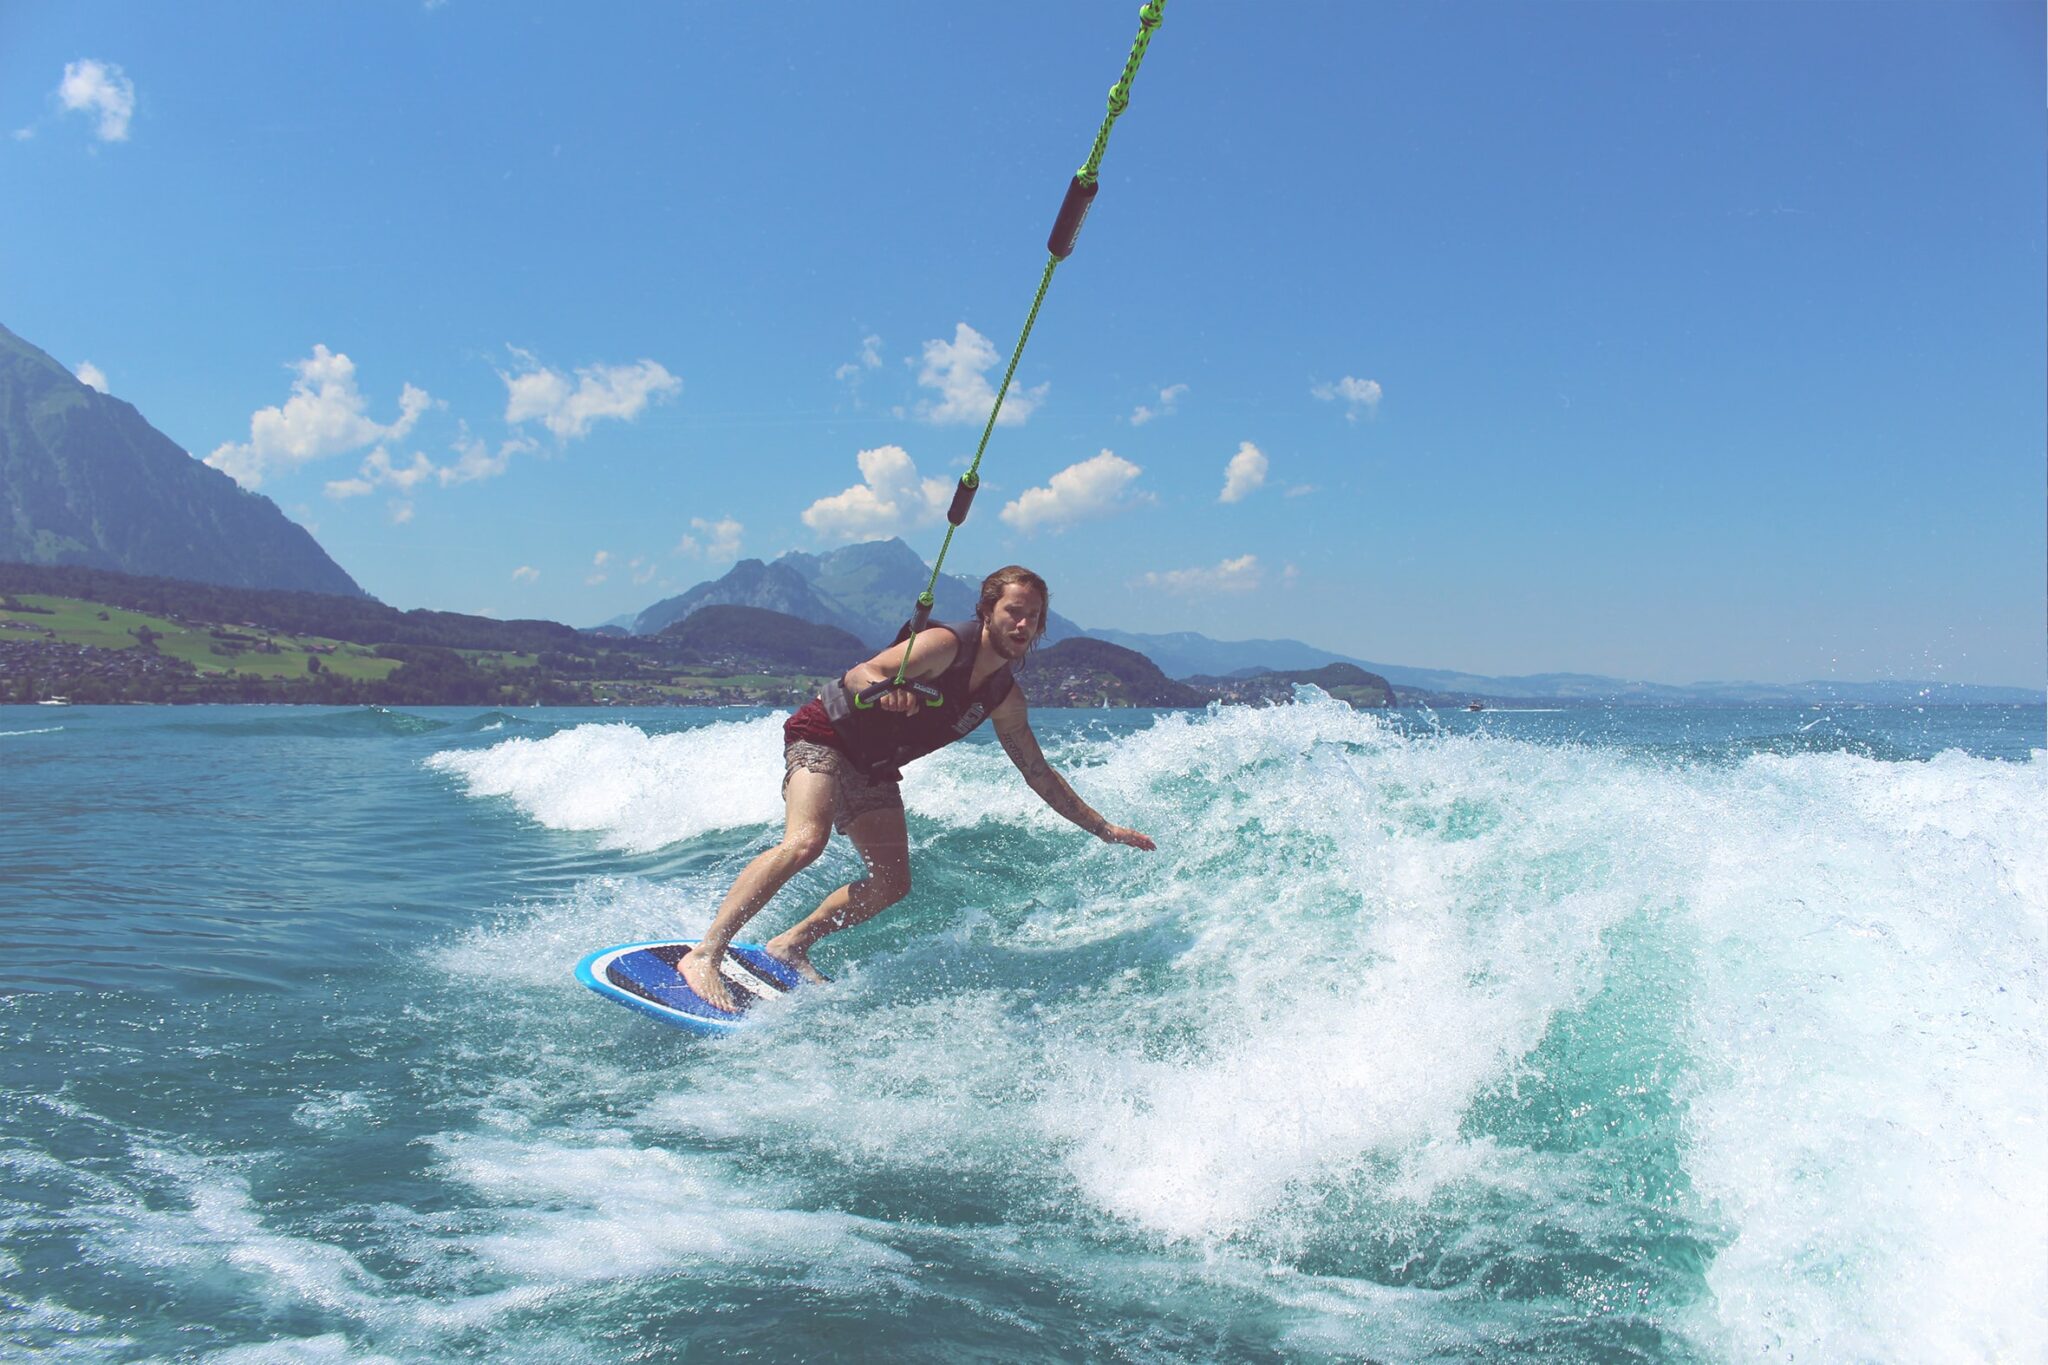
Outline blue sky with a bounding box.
[3,2,2041,686]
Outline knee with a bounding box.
[779,829,829,868]
[867,865,911,907]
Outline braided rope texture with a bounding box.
[894,1,1168,683]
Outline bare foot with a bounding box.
[762,935,832,985]
[678,945,738,1012]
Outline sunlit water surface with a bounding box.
[3,698,2043,1361]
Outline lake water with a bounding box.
[3,696,2043,1361]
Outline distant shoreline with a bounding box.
[4,566,2038,709]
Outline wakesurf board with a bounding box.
[575,940,804,1034]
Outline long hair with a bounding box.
[976,565,1050,656]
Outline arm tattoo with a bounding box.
[998,724,1107,836]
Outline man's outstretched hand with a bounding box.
[1100,824,1156,851]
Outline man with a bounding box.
[678,565,1155,1013]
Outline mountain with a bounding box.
[777,538,976,643]
[0,561,582,652]
[655,604,867,674]
[632,559,859,637]
[633,538,1085,647]
[1083,627,1678,696]
[0,321,365,597]
[629,541,2037,705]
[1018,637,1205,708]
[1081,628,1514,692]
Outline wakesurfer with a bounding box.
[678,565,1155,1013]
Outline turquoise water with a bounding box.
[3,697,2043,1361]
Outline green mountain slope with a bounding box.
[656,604,866,674]
[1019,637,1206,707]
[0,321,364,596]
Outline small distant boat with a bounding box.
[37,696,71,707]
[1466,700,1484,712]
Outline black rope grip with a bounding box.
[1047,175,1099,260]
[856,678,942,708]
[947,474,979,526]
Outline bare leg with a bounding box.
[679,767,834,1012]
[764,804,911,981]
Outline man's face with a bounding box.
[987,584,1045,659]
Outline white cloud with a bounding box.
[440,429,534,487]
[512,565,540,584]
[387,500,415,526]
[74,361,108,393]
[802,445,950,542]
[1130,382,1187,426]
[207,345,431,489]
[324,446,437,500]
[834,333,883,383]
[1285,483,1316,498]
[999,450,1146,535]
[58,60,135,142]
[676,515,744,561]
[327,425,533,504]
[592,551,612,568]
[630,557,657,586]
[913,323,1044,426]
[1311,375,1383,422]
[365,447,436,491]
[1138,553,1263,595]
[501,348,680,440]
[1219,440,1267,504]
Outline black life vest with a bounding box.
[819,617,1016,781]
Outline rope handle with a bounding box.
[889,0,1167,688]
[852,679,945,711]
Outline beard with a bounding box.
[987,626,1034,661]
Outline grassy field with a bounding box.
[0,595,403,682]
[0,589,841,706]
[590,671,831,701]
[455,649,539,672]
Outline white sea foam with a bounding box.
[1029,703,1663,1239]
[201,1334,403,1364]
[427,1132,909,1285]
[426,873,743,992]
[423,715,790,851]
[398,699,2045,1356]
[1675,749,2048,1360]
[64,1120,900,1361]
[0,725,63,737]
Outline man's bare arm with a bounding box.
[845,631,957,691]
[844,630,960,716]
[991,692,1155,849]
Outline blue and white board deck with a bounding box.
[575,940,803,1035]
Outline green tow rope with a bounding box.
[868,0,1168,702]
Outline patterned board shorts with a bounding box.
[782,740,904,835]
